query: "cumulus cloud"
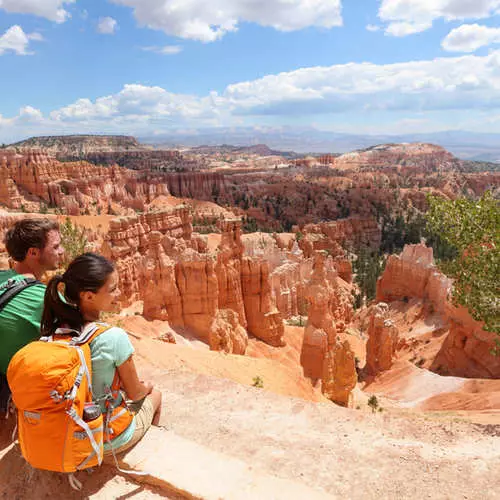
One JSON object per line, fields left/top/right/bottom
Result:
{"left": 366, "top": 24, "right": 381, "bottom": 32}
{"left": 378, "top": 0, "right": 500, "bottom": 36}
{"left": 442, "top": 23, "right": 500, "bottom": 52}
{"left": 385, "top": 21, "right": 432, "bottom": 37}
{"left": 111, "top": 0, "right": 343, "bottom": 42}
{"left": 0, "top": 25, "right": 43, "bottom": 55}
{"left": 0, "top": 0, "right": 75, "bottom": 23}
{"left": 49, "top": 84, "right": 221, "bottom": 123}
{"left": 142, "top": 45, "right": 183, "bottom": 55}
{"left": 3, "top": 50, "right": 500, "bottom": 140}
{"left": 97, "top": 17, "right": 118, "bottom": 35}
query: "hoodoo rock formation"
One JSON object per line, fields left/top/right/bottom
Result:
{"left": 365, "top": 303, "right": 399, "bottom": 375}
{"left": 102, "top": 208, "right": 284, "bottom": 353}
{"left": 300, "top": 252, "right": 357, "bottom": 405}
{"left": 376, "top": 243, "right": 500, "bottom": 379}
{"left": 0, "top": 149, "right": 171, "bottom": 214}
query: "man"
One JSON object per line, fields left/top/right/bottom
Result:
{"left": 0, "top": 218, "right": 64, "bottom": 412}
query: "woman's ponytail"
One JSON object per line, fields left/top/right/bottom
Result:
{"left": 41, "top": 274, "right": 85, "bottom": 336}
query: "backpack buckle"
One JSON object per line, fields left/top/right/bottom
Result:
{"left": 0, "top": 279, "right": 17, "bottom": 291}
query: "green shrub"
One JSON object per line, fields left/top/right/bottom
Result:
{"left": 252, "top": 376, "right": 264, "bottom": 389}
{"left": 60, "top": 217, "right": 88, "bottom": 267}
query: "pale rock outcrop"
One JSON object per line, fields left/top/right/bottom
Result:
{"left": 299, "top": 217, "right": 381, "bottom": 259}
{"left": 322, "top": 340, "right": 357, "bottom": 407}
{"left": 333, "top": 143, "right": 459, "bottom": 172}
{"left": 209, "top": 309, "right": 248, "bottom": 355}
{"left": 365, "top": 303, "right": 399, "bottom": 375}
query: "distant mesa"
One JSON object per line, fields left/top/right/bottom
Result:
{"left": 11, "top": 134, "right": 146, "bottom": 155}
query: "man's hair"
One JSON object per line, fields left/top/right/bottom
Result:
{"left": 5, "top": 218, "right": 60, "bottom": 262}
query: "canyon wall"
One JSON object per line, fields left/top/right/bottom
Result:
{"left": 0, "top": 149, "right": 170, "bottom": 214}
{"left": 376, "top": 243, "right": 500, "bottom": 378}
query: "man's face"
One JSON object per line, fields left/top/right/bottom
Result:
{"left": 39, "top": 230, "right": 64, "bottom": 271}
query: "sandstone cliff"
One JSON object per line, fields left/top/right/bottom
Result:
{"left": 376, "top": 243, "right": 500, "bottom": 378}
{"left": 0, "top": 149, "right": 170, "bottom": 215}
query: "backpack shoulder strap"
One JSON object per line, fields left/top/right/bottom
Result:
{"left": 69, "top": 322, "right": 114, "bottom": 347}
{"left": 0, "top": 277, "right": 42, "bottom": 314}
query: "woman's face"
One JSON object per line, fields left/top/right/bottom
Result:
{"left": 80, "top": 271, "right": 121, "bottom": 319}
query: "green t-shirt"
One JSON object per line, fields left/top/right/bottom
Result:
{"left": 90, "top": 326, "right": 136, "bottom": 451}
{"left": 0, "top": 270, "right": 46, "bottom": 374}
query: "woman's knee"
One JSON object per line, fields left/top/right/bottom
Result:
{"left": 150, "top": 388, "right": 162, "bottom": 412}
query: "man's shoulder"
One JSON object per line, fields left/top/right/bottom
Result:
{"left": 0, "top": 270, "right": 45, "bottom": 287}
{"left": 0, "top": 270, "right": 17, "bottom": 282}
{"left": 0, "top": 270, "right": 46, "bottom": 305}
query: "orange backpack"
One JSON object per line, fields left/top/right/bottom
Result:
{"left": 7, "top": 322, "right": 134, "bottom": 473}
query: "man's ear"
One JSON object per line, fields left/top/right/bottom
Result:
{"left": 27, "top": 247, "right": 40, "bottom": 259}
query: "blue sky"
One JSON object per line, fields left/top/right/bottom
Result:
{"left": 0, "top": 0, "right": 500, "bottom": 142}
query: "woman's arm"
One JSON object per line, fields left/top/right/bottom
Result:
{"left": 116, "top": 355, "right": 153, "bottom": 402}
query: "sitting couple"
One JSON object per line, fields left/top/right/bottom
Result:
{"left": 0, "top": 218, "right": 161, "bottom": 456}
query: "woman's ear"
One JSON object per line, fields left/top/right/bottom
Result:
{"left": 79, "top": 290, "right": 95, "bottom": 304}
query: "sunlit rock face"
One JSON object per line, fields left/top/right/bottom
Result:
{"left": 300, "top": 252, "right": 357, "bottom": 406}
{"left": 102, "top": 211, "right": 284, "bottom": 354}
{"left": 377, "top": 243, "right": 500, "bottom": 379}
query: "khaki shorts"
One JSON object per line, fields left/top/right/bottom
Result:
{"left": 104, "top": 396, "right": 155, "bottom": 457}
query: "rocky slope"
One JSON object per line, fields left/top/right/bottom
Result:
{"left": 376, "top": 243, "right": 500, "bottom": 379}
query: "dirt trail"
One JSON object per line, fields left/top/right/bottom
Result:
{"left": 141, "top": 368, "right": 500, "bottom": 499}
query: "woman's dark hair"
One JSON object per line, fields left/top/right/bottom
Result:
{"left": 41, "top": 252, "right": 115, "bottom": 336}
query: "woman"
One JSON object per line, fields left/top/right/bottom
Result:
{"left": 41, "top": 252, "right": 162, "bottom": 456}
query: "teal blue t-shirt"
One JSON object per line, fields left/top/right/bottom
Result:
{"left": 90, "top": 326, "right": 136, "bottom": 451}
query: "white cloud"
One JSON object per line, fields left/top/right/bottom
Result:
{"left": 442, "top": 23, "right": 500, "bottom": 52}
{"left": 0, "top": 25, "right": 43, "bottom": 55}
{"left": 385, "top": 21, "right": 432, "bottom": 37}
{"left": 3, "top": 50, "right": 500, "bottom": 140}
{"left": 97, "top": 17, "right": 118, "bottom": 35}
{"left": 111, "top": 0, "right": 342, "bottom": 42}
{"left": 49, "top": 84, "right": 221, "bottom": 122}
{"left": 28, "top": 32, "right": 44, "bottom": 42}
{"left": 142, "top": 45, "right": 183, "bottom": 55}
{"left": 366, "top": 24, "right": 381, "bottom": 32}
{"left": 379, "top": 0, "right": 500, "bottom": 36}
{"left": 0, "top": 0, "right": 75, "bottom": 23}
